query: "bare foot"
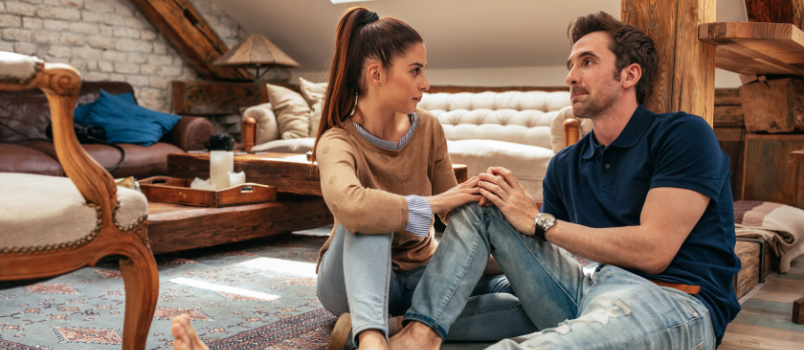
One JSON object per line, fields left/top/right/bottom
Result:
{"left": 389, "top": 321, "right": 441, "bottom": 350}
{"left": 171, "top": 314, "right": 209, "bottom": 350}
{"left": 358, "top": 329, "right": 389, "bottom": 350}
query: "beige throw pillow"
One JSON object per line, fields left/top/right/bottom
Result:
{"left": 299, "top": 77, "right": 328, "bottom": 137}
{"left": 265, "top": 83, "right": 310, "bottom": 140}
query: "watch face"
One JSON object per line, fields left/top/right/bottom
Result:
{"left": 537, "top": 213, "right": 555, "bottom": 229}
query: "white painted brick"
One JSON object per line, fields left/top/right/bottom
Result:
{"left": 223, "top": 114, "right": 241, "bottom": 125}
{"left": 101, "top": 50, "right": 126, "bottom": 61}
{"left": 149, "top": 76, "right": 171, "bottom": 89}
{"left": 85, "top": 1, "right": 114, "bottom": 13}
{"left": 84, "top": 71, "right": 111, "bottom": 81}
{"left": 140, "top": 64, "right": 156, "bottom": 75}
{"left": 82, "top": 11, "right": 106, "bottom": 23}
{"left": 126, "top": 52, "right": 146, "bottom": 64}
{"left": 22, "top": 17, "right": 43, "bottom": 29}
{"left": 158, "top": 66, "right": 182, "bottom": 77}
{"left": 115, "top": 38, "right": 152, "bottom": 52}
{"left": 37, "top": 7, "right": 81, "bottom": 21}
{"left": 113, "top": 26, "right": 139, "bottom": 39}
{"left": 84, "top": 60, "right": 98, "bottom": 70}
{"left": 35, "top": 30, "right": 61, "bottom": 44}
{"left": 43, "top": 0, "right": 61, "bottom": 5}
{"left": 20, "top": 0, "right": 44, "bottom": 4}
{"left": 70, "top": 46, "right": 101, "bottom": 60}
{"left": 109, "top": 73, "right": 125, "bottom": 81}
{"left": 0, "top": 3, "right": 5, "bottom": 12}
{"left": 0, "top": 14, "right": 22, "bottom": 27}
{"left": 100, "top": 13, "right": 126, "bottom": 26}
{"left": 48, "top": 45, "right": 71, "bottom": 57}
{"left": 115, "top": 62, "right": 139, "bottom": 74}
{"left": 6, "top": 2, "right": 38, "bottom": 16}
{"left": 0, "top": 42, "right": 13, "bottom": 52}
{"left": 60, "top": 33, "right": 85, "bottom": 45}
{"left": 153, "top": 41, "right": 167, "bottom": 54}
{"left": 99, "top": 24, "right": 113, "bottom": 36}
{"left": 43, "top": 19, "right": 69, "bottom": 31}
{"left": 148, "top": 54, "right": 173, "bottom": 66}
{"left": 68, "top": 21, "right": 98, "bottom": 34}
{"left": 67, "top": 59, "right": 86, "bottom": 71}
{"left": 123, "top": 16, "right": 146, "bottom": 28}
{"left": 114, "top": 2, "right": 134, "bottom": 16}
{"left": 2, "top": 28, "right": 33, "bottom": 42}
{"left": 64, "top": 0, "right": 85, "bottom": 7}
{"left": 98, "top": 60, "right": 114, "bottom": 72}
{"left": 125, "top": 75, "right": 149, "bottom": 87}
{"left": 13, "top": 42, "right": 38, "bottom": 55}
{"left": 141, "top": 29, "right": 157, "bottom": 41}
{"left": 88, "top": 35, "right": 115, "bottom": 49}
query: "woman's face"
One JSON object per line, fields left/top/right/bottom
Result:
{"left": 380, "top": 42, "right": 430, "bottom": 115}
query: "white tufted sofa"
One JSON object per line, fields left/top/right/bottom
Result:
{"left": 243, "top": 89, "right": 581, "bottom": 203}
{"left": 419, "top": 91, "right": 572, "bottom": 202}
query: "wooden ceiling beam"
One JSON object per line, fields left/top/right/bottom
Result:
{"left": 129, "top": 0, "right": 251, "bottom": 80}
{"left": 744, "top": 0, "right": 803, "bottom": 29}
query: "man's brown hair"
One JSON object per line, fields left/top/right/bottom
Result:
{"left": 568, "top": 11, "right": 658, "bottom": 105}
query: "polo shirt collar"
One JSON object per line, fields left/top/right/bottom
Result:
{"left": 581, "top": 105, "right": 653, "bottom": 160}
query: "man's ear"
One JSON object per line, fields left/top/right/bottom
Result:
{"left": 621, "top": 63, "right": 642, "bottom": 89}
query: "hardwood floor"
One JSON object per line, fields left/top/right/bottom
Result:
{"left": 720, "top": 255, "right": 804, "bottom": 349}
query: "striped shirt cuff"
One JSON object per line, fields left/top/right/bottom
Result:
{"left": 405, "top": 195, "right": 432, "bottom": 237}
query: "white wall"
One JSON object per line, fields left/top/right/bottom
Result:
{"left": 296, "top": 66, "right": 742, "bottom": 88}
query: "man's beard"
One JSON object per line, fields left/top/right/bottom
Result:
{"left": 571, "top": 85, "right": 618, "bottom": 120}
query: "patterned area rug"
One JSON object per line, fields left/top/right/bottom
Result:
{"left": 0, "top": 227, "right": 337, "bottom": 350}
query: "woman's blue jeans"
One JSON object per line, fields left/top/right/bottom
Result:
{"left": 403, "top": 204, "right": 716, "bottom": 349}
{"left": 316, "top": 224, "right": 538, "bottom": 346}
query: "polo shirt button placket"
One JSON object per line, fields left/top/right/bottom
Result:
{"left": 605, "top": 164, "right": 611, "bottom": 170}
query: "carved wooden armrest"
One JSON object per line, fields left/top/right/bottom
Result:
{"left": 243, "top": 116, "right": 256, "bottom": 153}
{"left": 563, "top": 117, "right": 581, "bottom": 148}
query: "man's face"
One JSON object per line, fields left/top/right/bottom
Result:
{"left": 565, "top": 31, "right": 622, "bottom": 119}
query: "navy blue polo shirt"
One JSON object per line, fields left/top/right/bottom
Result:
{"left": 542, "top": 105, "right": 741, "bottom": 344}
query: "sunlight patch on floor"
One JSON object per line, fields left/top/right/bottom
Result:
{"left": 236, "top": 257, "right": 317, "bottom": 278}
{"left": 169, "top": 277, "right": 281, "bottom": 301}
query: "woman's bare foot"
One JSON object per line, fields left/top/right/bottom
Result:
{"left": 171, "top": 314, "right": 209, "bottom": 350}
{"left": 389, "top": 321, "right": 441, "bottom": 350}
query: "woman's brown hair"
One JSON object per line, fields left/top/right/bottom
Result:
{"left": 310, "top": 6, "right": 423, "bottom": 163}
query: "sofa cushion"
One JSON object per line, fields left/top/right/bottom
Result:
{"left": 549, "top": 106, "right": 594, "bottom": 153}
{"left": 86, "top": 90, "right": 181, "bottom": 146}
{"left": 22, "top": 139, "right": 182, "bottom": 179}
{"left": 446, "top": 139, "right": 554, "bottom": 202}
{"left": 0, "top": 143, "right": 62, "bottom": 176}
{"left": 251, "top": 137, "right": 316, "bottom": 154}
{"left": 265, "top": 83, "right": 310, "bottom": 140}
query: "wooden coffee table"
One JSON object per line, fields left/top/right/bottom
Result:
{"left": 146, "top": 152, "right": 468, "bottom": 254}
{"left": 146, "top": 152, "right": 332, "bottom": 254}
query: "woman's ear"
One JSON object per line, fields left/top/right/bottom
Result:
{"left": 365, "top": 60, "right": 383, "bottom": 86}
{"left": 622, "top": 63, "right": 642, "bottom": 89}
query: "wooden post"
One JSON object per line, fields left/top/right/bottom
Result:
{"left": 621, "top": 0, "right": 717, "bottom": 126}
{"left": 744, "top": 0, "right": 804, "bottom": 29}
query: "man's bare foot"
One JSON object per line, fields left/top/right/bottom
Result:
{"left": 357, "top": 329, "right": 389, "bottom": 350}
{"left": 389, "top": 321, "right": 441, "bottom": 350}
{"left": 171, "top": 314, "right": 209, "bottom": 350}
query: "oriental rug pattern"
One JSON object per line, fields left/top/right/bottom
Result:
{"left": 0, "top": 228, "right": 337, "bottom": 350}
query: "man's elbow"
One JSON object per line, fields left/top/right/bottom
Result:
{"left": 641, "top": 255, "right": 673, "bottom": 275}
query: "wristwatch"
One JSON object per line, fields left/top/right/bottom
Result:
{"left": 533, "top": 213, "right": 556, "bottom": 240}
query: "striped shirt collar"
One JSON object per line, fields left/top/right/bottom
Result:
{"left": 352, "top": 112, "right": 418, "bottom": 150}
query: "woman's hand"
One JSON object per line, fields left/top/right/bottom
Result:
{"left": 426, "top": 176, "right": 482, "bottom": 214}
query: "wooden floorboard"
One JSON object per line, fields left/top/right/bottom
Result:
{"left": 721, "top": 254, "right": 804, "bottom": 349}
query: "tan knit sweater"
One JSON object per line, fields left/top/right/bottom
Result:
{"left": 315, "top": 109, "right": 458, "bottom": 272}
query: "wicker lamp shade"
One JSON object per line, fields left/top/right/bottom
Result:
{"left": 213, "top": 34, "right": 300, "bottom": 69}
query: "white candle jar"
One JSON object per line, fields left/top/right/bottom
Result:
{"left": 209, "top": 150, "right": 234, "bottom": 190}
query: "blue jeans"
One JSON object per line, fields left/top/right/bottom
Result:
{"left": 404, "top": 204, "right": 716, "bottom": 349}
{"left": 316, "top": 224, "right": 538, "bottom": 347}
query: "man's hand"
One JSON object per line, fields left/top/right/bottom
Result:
{"left": 426, "top": 176, "right": 482, "bottom": 214}
{"left": 478, "top": 167, "right": 540, "bottom": 235}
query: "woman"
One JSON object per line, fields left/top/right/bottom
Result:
{"left": 313, "top": 6, "right": 537, "bottom": 350}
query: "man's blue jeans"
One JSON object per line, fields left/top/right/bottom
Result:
{"left": 317, "top": 224, "right": 538, "bottom": 347}
{"left": 404, "top": 204, "right": 716, "bottom": 349}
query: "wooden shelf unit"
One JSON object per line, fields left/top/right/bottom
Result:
{"left": 699, "top": 22, "right": 804, "bottom": 76}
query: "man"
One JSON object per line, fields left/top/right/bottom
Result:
{"left": 389, "top": 11, "right": 741, "bottom": 350}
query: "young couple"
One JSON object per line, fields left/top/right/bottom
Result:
{"left": 172, "top": 5, "right": 740, "bottom": 350}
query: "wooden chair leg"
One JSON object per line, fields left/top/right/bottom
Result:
{"left": 118, "top": 228, "right": 159, "bottom": 350}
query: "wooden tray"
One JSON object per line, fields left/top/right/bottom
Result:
{"left": 139, "top": 176, "right": 276, "bottom": 207}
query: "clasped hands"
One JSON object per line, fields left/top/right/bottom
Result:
{"left": 427, "top": 167, "right": 540, "bottom": 235}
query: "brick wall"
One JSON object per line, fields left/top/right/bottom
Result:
{"left": 0, "top": 0, "right": 245, "bottom": 118}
